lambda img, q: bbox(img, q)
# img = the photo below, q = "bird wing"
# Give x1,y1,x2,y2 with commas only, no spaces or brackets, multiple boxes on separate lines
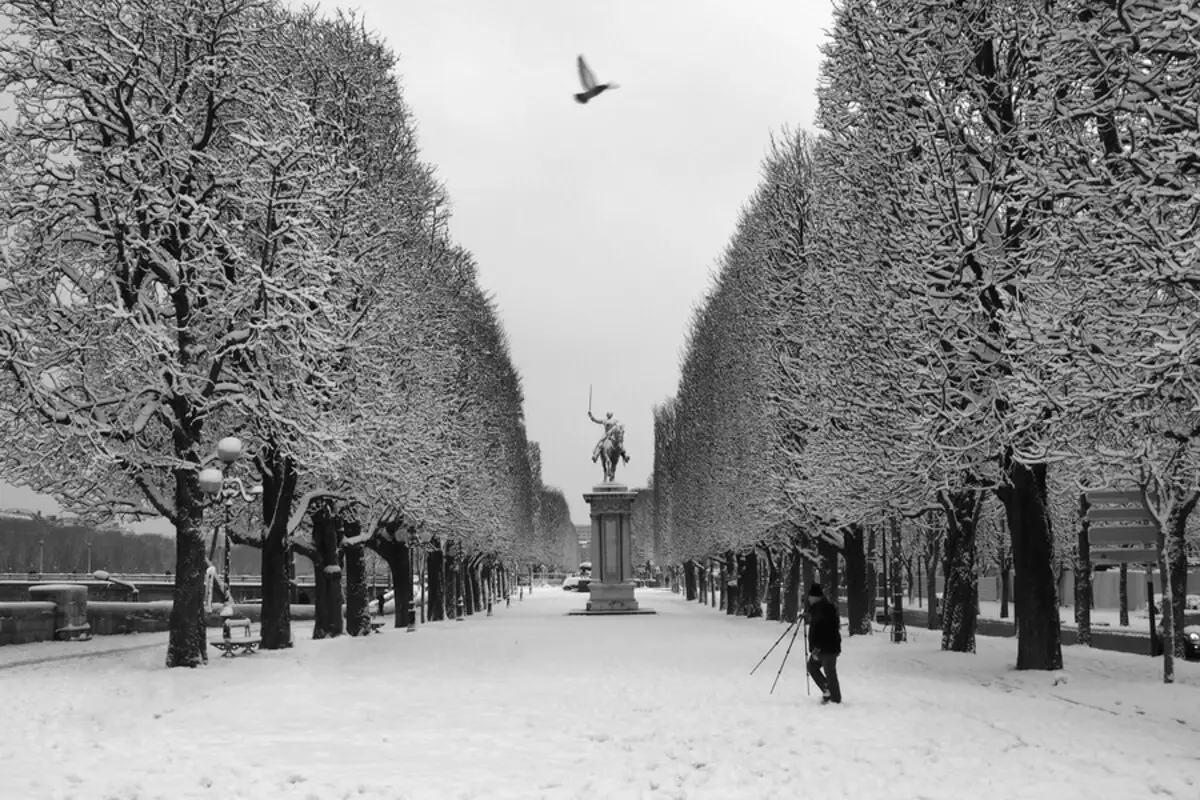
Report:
577,55,598,90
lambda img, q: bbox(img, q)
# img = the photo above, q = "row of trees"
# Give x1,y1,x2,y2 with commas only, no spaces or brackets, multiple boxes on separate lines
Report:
0,0,566,667
0,513,175,574
651,0,1199,677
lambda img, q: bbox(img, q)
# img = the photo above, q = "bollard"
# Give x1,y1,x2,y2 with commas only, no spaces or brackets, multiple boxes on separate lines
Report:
506,595,511,608
519,586,523,601
406,598,416,633
456,594,465,621
487,600,493,617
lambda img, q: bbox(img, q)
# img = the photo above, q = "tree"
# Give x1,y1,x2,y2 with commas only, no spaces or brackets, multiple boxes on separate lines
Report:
0,0,361,667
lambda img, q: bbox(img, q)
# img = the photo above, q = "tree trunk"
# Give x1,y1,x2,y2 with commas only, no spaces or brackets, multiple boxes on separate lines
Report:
1075,493,1091,646
880,534,890,617
467,559,481,615
765,549,782,621
426,544,445,622
474,560,485,613
996,456,1063,670
445,548,457,619
842,524,871,635
1167,495,1199,658
717,563,726,611
453,556,465,618
782,547,801,623
740,552,762,618
1119,563,1129,626
818,538,840,603
801,555,815,604
867,528,878,615
166,471,208,668
725,551,738,616
401,542,414,628
889,516,907,641
698,562,708,604
926,552,939,630
375,541,413,629
684,560,698,601
939,489,980,653
344,529,371,637
311,506,345,639
916,557,923,608
1000,564,1011,620
258,448,296,650
905,558,915,603
463,560,475,615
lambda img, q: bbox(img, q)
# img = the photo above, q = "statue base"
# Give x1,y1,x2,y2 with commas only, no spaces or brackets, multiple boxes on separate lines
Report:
575,481,655,615
568,583,656,616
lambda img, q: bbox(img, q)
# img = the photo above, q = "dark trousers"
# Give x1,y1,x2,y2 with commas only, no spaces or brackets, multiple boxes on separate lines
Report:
807,652,841,702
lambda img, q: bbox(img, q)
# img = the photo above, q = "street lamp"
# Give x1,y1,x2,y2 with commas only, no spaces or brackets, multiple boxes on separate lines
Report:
93,569,139,600
198,436,262,611
455,540,466,622
407,525,437,632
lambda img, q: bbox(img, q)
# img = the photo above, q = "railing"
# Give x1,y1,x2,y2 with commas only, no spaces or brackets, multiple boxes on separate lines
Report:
0,572,317,584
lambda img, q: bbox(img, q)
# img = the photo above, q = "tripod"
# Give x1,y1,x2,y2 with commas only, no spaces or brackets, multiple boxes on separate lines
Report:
750,616,811,696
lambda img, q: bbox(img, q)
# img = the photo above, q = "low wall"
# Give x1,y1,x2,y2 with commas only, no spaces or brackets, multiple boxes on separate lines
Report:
0,601,56,646
0,599,319,646
89,601,174,635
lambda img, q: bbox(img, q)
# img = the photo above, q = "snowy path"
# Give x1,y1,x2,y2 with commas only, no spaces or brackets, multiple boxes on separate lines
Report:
1,589,1198,800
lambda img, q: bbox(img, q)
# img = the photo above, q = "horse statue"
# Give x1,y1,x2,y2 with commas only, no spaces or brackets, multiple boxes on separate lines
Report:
598,422,630,483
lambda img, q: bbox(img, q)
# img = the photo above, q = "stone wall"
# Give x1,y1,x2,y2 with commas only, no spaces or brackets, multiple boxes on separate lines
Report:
1,597,322,646
88,601,174,635
0,601,56,645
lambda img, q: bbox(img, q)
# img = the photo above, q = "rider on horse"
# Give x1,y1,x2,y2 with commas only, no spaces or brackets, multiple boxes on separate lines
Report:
589,410,629,480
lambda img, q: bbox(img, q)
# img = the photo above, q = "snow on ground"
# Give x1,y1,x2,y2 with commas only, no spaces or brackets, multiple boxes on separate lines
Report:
1,590,1198,800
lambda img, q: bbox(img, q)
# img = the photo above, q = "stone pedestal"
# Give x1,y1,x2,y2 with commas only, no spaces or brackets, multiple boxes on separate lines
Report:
571,482,655,616
28,583,92,640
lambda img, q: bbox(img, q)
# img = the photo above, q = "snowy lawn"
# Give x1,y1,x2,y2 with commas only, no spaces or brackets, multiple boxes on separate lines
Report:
908,597,1172,630
1,589,1198,800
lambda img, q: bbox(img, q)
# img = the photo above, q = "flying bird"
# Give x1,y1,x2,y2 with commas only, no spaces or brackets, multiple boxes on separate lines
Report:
575,55,619,104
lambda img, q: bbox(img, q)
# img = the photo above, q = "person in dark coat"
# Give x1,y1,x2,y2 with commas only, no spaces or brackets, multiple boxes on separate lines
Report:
805,583,843,704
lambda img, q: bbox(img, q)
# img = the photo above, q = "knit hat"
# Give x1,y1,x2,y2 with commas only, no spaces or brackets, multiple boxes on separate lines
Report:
808,583,824,599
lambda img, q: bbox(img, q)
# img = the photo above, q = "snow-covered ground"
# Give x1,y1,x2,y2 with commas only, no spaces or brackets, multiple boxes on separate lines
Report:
1,589,1198,800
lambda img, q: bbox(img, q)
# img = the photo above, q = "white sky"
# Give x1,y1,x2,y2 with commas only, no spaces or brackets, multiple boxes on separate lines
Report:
0,0,836,528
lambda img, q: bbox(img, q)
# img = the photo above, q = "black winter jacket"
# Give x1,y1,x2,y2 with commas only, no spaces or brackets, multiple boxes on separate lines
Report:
807,598,842,655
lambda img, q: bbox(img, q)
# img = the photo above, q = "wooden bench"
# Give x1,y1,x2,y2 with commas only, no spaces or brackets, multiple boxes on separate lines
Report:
211,617,259,657
369,621,385,633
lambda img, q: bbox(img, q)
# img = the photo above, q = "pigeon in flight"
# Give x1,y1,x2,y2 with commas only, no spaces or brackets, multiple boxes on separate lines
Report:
575,55,619,104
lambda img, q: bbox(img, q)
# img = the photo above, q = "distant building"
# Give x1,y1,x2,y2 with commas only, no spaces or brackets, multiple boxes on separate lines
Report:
575,523,591,569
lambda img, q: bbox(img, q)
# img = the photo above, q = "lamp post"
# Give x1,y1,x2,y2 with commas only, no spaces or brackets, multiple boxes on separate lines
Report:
93,569,139,600
198,436,262,612
455,541,466,622
407,526,435,631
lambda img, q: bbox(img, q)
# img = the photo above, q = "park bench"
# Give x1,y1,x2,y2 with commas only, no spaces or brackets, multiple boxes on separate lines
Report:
369,620,385,633
211,617,259,657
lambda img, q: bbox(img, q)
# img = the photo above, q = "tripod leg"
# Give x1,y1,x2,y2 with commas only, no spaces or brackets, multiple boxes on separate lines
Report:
750,619,797,676
803,624,811,696
770,619,805,695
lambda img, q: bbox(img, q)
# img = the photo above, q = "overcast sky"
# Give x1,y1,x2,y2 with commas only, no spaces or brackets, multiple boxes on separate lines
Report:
0,0,835,529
